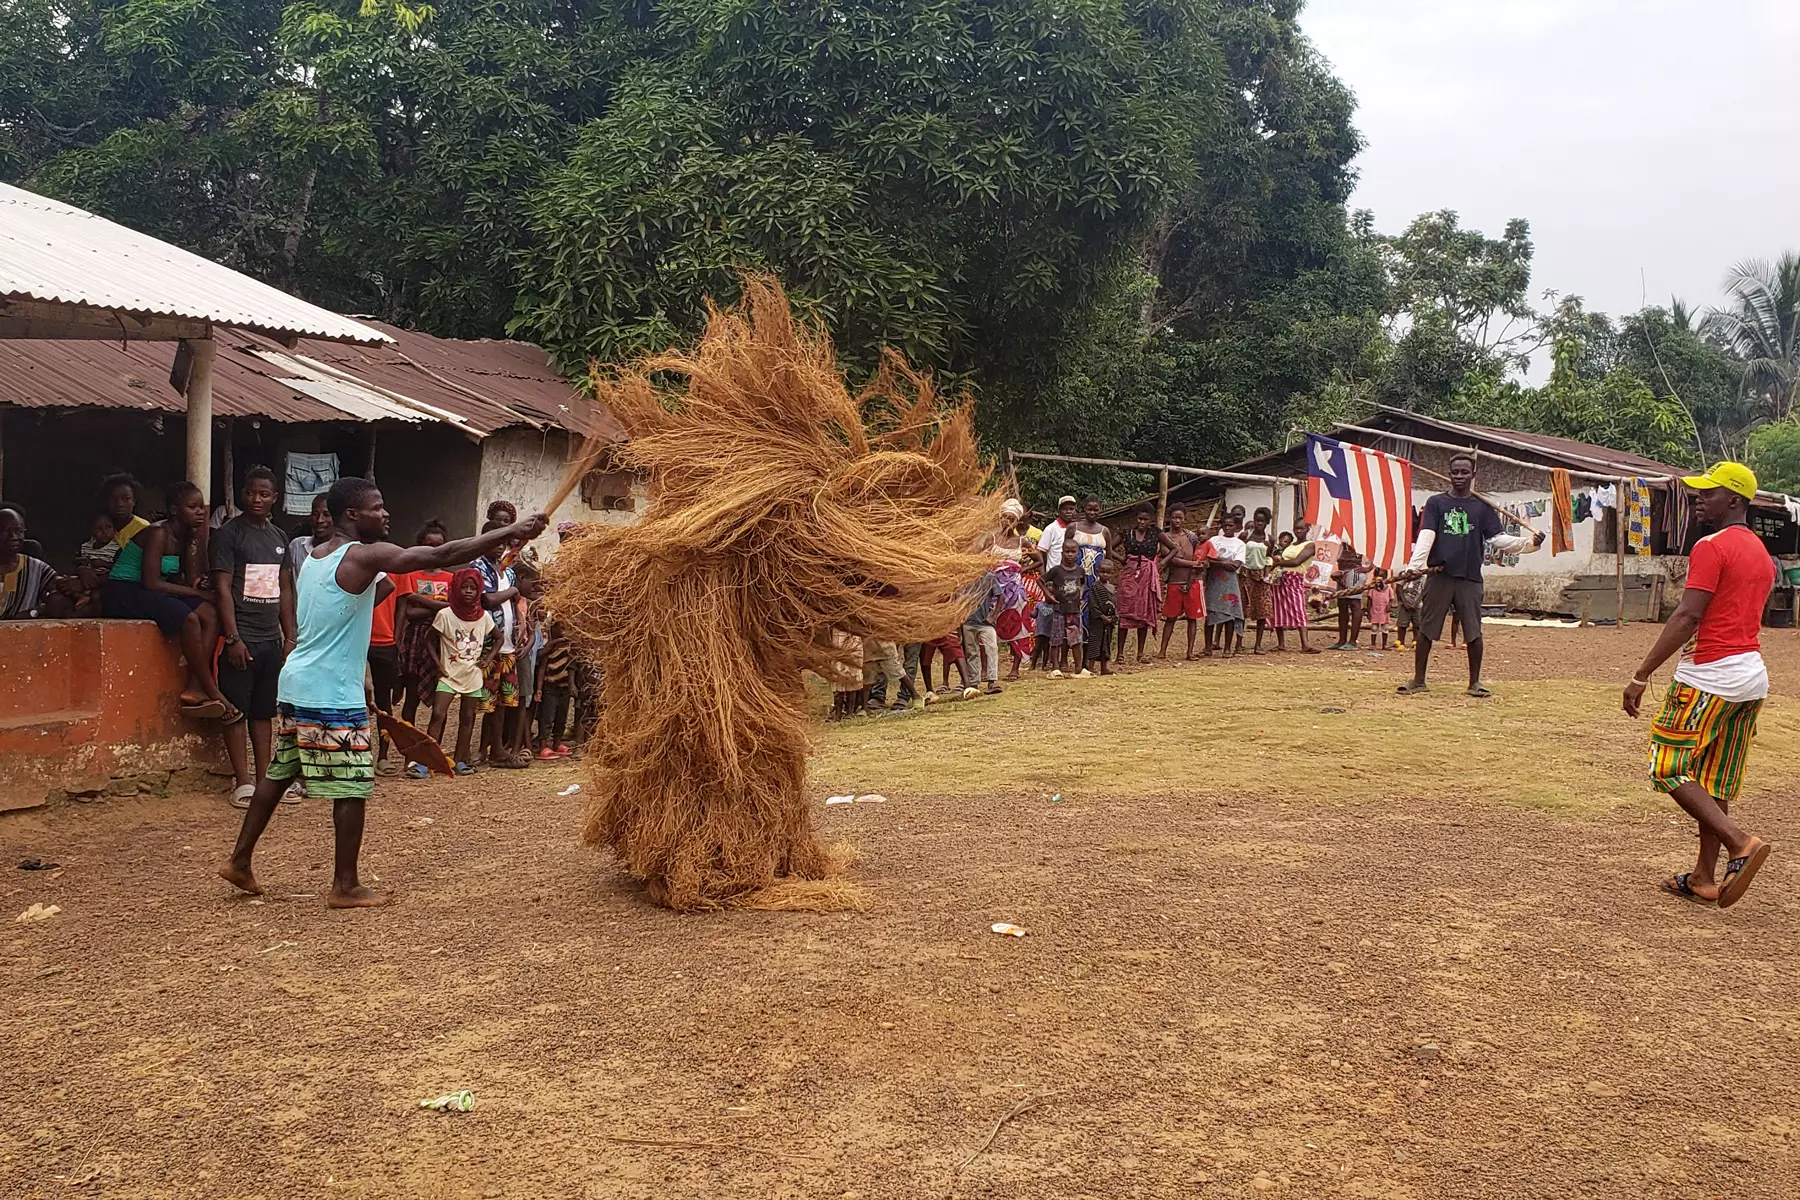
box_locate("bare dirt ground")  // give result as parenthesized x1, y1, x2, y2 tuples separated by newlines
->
(4, 625, 1799, 1199)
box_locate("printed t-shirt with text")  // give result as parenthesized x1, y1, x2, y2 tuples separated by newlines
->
(208, 515, 287, 644)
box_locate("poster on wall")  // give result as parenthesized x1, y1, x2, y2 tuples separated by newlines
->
(284, 452, 340, 515)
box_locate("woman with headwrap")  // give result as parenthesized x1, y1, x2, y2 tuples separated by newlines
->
(986, 498, 1043, 681)
(426, 568, 496, 774)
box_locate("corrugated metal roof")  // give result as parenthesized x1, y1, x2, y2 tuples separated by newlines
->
(0, 323, 621, 440)
(1372, 409, 1689, 478)
(0, 182, 389, 345)
(296, 322, 626, 442)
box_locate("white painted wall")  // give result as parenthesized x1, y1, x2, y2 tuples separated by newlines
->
(1223, 484, 1301, 535)
(1412, 484, 1672, 613)
(475, 427, 644, 562)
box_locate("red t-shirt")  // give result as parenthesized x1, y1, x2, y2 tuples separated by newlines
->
(1684, 524, 1773, 664)
(389, 569, 454, 641)
(409, 569, 454, 607)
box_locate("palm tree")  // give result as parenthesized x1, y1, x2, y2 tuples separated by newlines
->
(1705, 254, 1800, 421)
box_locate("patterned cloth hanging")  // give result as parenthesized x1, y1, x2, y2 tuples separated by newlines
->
(1624, 478, 1653, 556)
(1550, 468, 1573, 555)
(1670, 483, 1692, 553)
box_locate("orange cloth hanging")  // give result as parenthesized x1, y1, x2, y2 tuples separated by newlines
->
(1550, 468, 1574, 555)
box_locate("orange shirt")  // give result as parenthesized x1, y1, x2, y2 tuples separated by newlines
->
(370, 571, 410, 647)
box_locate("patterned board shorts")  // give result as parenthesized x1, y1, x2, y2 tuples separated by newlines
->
(1649, 680, 1762, 803)
(267, 703, 375, 800)
(481, 652, 520, 714)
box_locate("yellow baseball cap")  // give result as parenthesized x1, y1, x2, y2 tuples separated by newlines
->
(1681, 461, 1758, 500)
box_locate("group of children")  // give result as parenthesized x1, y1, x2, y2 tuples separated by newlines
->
(370, 502, 596, 775)
(1321, 563, 1460, 651)
(823, 494, 1452, 720)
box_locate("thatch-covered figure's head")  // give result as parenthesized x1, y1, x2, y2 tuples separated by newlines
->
(548, 276, 998, 911)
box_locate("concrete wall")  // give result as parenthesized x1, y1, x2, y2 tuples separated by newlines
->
(372, 422, 484, 541)
(476, 428, 645, 560)
(0, 620, 225, 810)
(1223, 484, 1302, 536)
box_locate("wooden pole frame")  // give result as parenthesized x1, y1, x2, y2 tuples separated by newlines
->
(1006, 449, 1305, 489)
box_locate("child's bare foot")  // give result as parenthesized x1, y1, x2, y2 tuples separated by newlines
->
(326, 885, 392, 909)
(218, 861, 263, 896)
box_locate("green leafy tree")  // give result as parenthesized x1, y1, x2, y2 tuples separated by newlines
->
(1616, 303, 1748, 461)
(1371, 210, 1541, 412)
(1747, 422, 1800, 495)
(518, 0, 1222, 384)
(1705, 254, 1800, 423)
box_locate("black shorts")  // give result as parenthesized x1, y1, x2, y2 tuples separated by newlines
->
(1419, 575, 1484, 642)
(367, 643, 401, 708)
(218, 640, 285, 721)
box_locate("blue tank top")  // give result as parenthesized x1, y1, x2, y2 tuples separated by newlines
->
(278, 542, 377, 710)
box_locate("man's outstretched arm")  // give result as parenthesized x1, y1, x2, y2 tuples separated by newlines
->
(339, 514, 549, 593)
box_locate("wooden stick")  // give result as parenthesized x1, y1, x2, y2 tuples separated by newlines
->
(955, 1095, 1044, 1173)
(1407, 458, 1545, 537)
(1008, 449, 1304, 488)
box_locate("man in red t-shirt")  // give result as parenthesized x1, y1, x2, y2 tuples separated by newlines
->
(1623, 462, 1774, 909)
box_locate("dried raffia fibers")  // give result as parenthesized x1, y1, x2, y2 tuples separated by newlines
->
(546, 276, 1001, 912)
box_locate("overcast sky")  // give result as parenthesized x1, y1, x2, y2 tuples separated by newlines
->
(1300, 0, 1799, 323)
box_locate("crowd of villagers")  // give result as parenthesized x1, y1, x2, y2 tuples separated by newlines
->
(828, 493, 1417, 719)
(0, 472, 600, 803)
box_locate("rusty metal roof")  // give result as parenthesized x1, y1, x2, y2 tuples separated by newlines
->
(0, 322, 620, 440)
(0, 182, 390, 346)
(1371, 409, 1689, 479)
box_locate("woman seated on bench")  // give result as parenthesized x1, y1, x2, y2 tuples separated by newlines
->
(101, 481, 237, 721)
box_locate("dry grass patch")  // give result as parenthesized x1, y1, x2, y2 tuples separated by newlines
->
(809, 660, 1800, 817)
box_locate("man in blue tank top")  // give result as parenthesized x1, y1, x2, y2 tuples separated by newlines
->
(221, 477, 548, 908)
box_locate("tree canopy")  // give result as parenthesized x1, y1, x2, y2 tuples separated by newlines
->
(4, 0, 1796, 505)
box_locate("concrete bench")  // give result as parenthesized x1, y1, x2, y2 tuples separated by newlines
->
(1, 620, 223, 810)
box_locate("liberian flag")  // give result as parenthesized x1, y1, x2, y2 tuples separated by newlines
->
(1304, 434, 1413, 572)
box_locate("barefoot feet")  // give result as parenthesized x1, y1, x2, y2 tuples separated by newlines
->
(326, 884, 393, 909)
(218, 861, 264, 896)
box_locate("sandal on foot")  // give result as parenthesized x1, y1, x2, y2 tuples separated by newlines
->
(1718, 842, 1772, 909)
(1396, 681, 1429, 695)
(229, 783, 256, 809)
(1660, 872, 1714, 904)
(1465, 684, 1492, 698)
(181, 698, 226, 720)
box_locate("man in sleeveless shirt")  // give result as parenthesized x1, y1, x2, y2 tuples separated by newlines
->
(221, 478, 548, 908)
(1624, 462, 1774, 909)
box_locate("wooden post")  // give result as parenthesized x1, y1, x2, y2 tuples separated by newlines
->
(1156, 467, 1169, 528)
(1615, 483, 1627, 627)
(367, 426, 379, 483)
(183, 335, 216, 502)
(221, 417, 235, 516)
